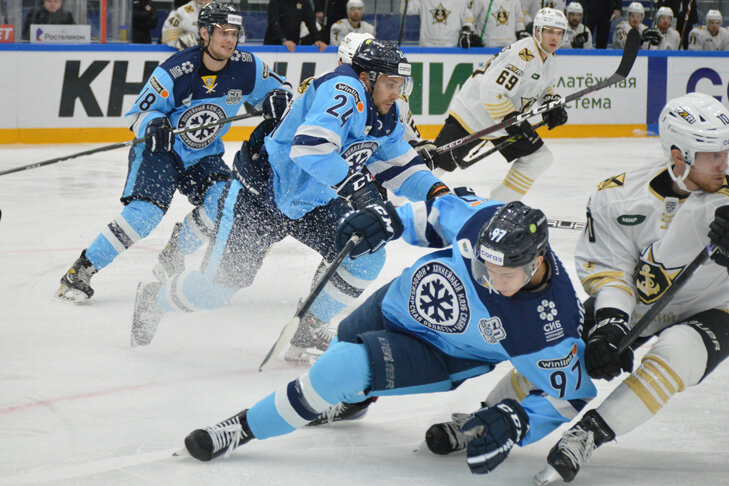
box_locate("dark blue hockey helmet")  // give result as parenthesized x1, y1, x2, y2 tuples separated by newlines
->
(351, 39, 413, 96)
(198, 2, 245, 41)
(472, 202, 549, 288)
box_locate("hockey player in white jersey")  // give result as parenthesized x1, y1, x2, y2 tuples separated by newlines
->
(520, 0, 566, 26)
(612, 2, 646, 49)
(401, 0, 477, 47)
(534, 92, 729, 484)
(561, 2, 592, 48)
(427, 8, 569, 203)
(161, 0, 206, 50)
(640, 6, 680, 50)
(689, 10, 729, 51)
(329, 0, 375, 46)
(471, 0, 528, 48)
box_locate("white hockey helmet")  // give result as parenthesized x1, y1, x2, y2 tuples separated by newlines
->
(337, 32, 375, 65)
(659, 93, 729, 188)
(655, 6, 673, 20)
(627, 2, 645, 16)
(533, 8, 568, 35)
(706, 9, 723, 23)
(566, 2, 584, 16)
(347, 0, 365, 11)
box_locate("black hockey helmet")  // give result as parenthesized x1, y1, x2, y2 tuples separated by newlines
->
(198, 2, 244, 40)
(351, 38, 413, 96)
(472, 202, 549, 287)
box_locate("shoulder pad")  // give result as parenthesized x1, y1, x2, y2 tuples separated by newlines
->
(597, 172, 625, 191)
(160, 48, 200, 80)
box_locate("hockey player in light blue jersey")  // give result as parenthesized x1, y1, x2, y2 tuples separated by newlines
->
(181, 193, 597, 476)
(130, 39, 449, 356)
(55, 3, 290, 303)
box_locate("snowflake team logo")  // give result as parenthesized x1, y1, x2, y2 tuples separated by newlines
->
(177, 104, 226, 149)
(409, 262, 470, 333)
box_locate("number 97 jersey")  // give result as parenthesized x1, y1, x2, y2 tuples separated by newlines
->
(448, 36, 557, 138)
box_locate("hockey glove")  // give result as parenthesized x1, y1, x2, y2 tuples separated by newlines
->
(409, 139, 439, 171)
(145, 117, 174, 153)
(335, 201, 404, 258)
(585, 308, 633, 380)
(541, 94, 568, 130)
(458, 27, 483, 48)
(262, 88, 293, 123)
(504, 112, 540, 145)
(708, 205, 729, 267)
(176, 32, 199, 49)
(642, 28, 662, 46)
(571, 31, 589, 48)
(333, 171, 383, 210)
(463, 399, 530, 475)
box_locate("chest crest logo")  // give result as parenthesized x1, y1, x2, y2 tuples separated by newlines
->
(493, 7, 509, 26)
(430, 3, 452, 24)
(409, 262, 470, 333)
(201, 75, 217, 94)
(634, 245, 682, 304)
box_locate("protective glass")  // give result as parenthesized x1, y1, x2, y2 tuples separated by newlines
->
(376, 74, 413, 97)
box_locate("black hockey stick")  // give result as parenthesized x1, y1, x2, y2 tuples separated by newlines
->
(457, 120, 548, 169)
(617, 243, 717, 353)
(398, 0, 409, 46)
(0, 110, 263, 177)
(436, 28, 641, 155)
(258, 234, 362, 371)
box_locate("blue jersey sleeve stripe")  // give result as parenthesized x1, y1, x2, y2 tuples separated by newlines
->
(293, 125, 342, 149)
(368, 148, 418, 174)
(376, 158, 422, 186)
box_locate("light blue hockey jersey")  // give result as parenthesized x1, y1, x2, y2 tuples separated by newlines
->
(126, 46, 286, 167)
(385, 193, 597, 444)
(264, 63, 441, 219)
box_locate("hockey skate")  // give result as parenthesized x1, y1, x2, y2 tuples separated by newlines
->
(153, 223, 184, 282)
(184, 409, 254, 461)
(424, 412, 471, 455)
(534, 410, 616, 485)
(284, 307, 335, 365)
(307, 397, 377, 426)
(130, 282, 164, 347)
(55, 250, 98, 303)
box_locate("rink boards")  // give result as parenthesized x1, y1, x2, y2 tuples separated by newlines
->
(1, 44, 728, 143)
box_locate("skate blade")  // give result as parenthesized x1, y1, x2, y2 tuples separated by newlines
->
(412, 440, 430, 454)
(53, 287, 90, 304)
(533, 464, 563, 486)
(172, 447, 190, 457)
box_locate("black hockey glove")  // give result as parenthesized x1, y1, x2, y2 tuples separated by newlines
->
(504, 112, 540, 144)
(145, 117, 174, 153)
(333, 171, 383, 210)
(516, 30, 531, 39)
(262, 88, 293, 123)
(541, 94, 568, 130)
(708, 205, 729, 267)
(571, 31, 589, 48)
(409, 139, 439, 171)
(458, 27, 483, 48)
(462, 399, 529, 475)
(335, 201, 404, 258)
(642, 28, 662, 46)
(585, 308, 633, 380)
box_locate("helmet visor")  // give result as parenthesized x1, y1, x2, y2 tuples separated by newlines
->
(471, 256, 538, 294)
(376, 74, 413, 97)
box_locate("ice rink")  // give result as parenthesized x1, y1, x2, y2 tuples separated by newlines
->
(1, 138, 728, 485)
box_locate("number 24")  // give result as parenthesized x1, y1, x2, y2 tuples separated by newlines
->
(326, 94, 354, 127)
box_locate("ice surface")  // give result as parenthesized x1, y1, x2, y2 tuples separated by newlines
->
(1, 139, 728, 485)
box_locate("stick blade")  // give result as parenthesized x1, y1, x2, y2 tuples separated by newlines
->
(616, 28, 641, 78)
(258, 316, 301, 371)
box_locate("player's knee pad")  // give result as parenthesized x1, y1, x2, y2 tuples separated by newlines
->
(308, 341, 372, 404)
(643, 324, 708, 389)
(158, 270, 237, 312)
(513, 144, 553, 178)
(100, 200, 164, 255)
(484, 368, 537, 406)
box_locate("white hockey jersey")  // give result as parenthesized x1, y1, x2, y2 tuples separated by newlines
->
(520, 0, 566, 25)
(396, 96, 423, 143)
(161, 0, 201, 50)
(576, 163, 729, 336)
(561, 23, 592, 48)
(612, 21, 645, 49)
(644, 27, 680, 50)
(402, 0, 476, 47)
(688, 26, 729, 51)
(470, 0, 526, 47)
(448, 36, 557, 138)
(329, 19, 376, 45)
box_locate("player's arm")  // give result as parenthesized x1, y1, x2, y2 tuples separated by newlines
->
(479, 63, 521, 122)
(612, 25, 625, 49)
(125, 67, 176, 138)
(161, 9, 196, 50)
(246, 55, 292, 107)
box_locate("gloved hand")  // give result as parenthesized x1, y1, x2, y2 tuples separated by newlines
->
(709, 205, 729, 267)
(409, 139, 439, 170)
(504, 112, 539, 145)
(462, 399, 530, 474)
(571, 31, 589, 48)
(145, 117, 174, 153)
(541, 94, 568, 130)
(458, 27, 483, 48)
(262, 88, 293, 123)
(335, 201, 404, 258)
(176, 32, 199, 49)
(585, 308, 633, 380)
(333, 171, 382, 209)
(516, 30, 531, 39)
(642, 28, 662, 46)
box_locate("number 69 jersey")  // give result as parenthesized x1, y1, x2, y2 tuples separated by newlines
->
(383, 193, 597, 443)
(448, 36, 558, 138)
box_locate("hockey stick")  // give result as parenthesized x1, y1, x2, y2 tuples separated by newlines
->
(436, 28, 641, 155)
(678, 0, 694, 50)
(457, 120, 547, 169)
(548, 219, 584, 230)
(480, 0, 495, 41)
(398, 0, 409, 46)
(0, 110, 264, 177)
(616, 243, 717, 353)
(258, 234, 362, 371)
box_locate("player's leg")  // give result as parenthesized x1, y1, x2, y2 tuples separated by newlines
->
(546, 308, 729, 482)
(490, 137, 552, 203)
(153, 154, 230, 281)
(56, 146, 181, 303)
(284, 197, 387, 364)
(432, 115, 489, 172)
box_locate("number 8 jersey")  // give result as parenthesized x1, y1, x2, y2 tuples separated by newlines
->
(448, 36, 558, 139)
